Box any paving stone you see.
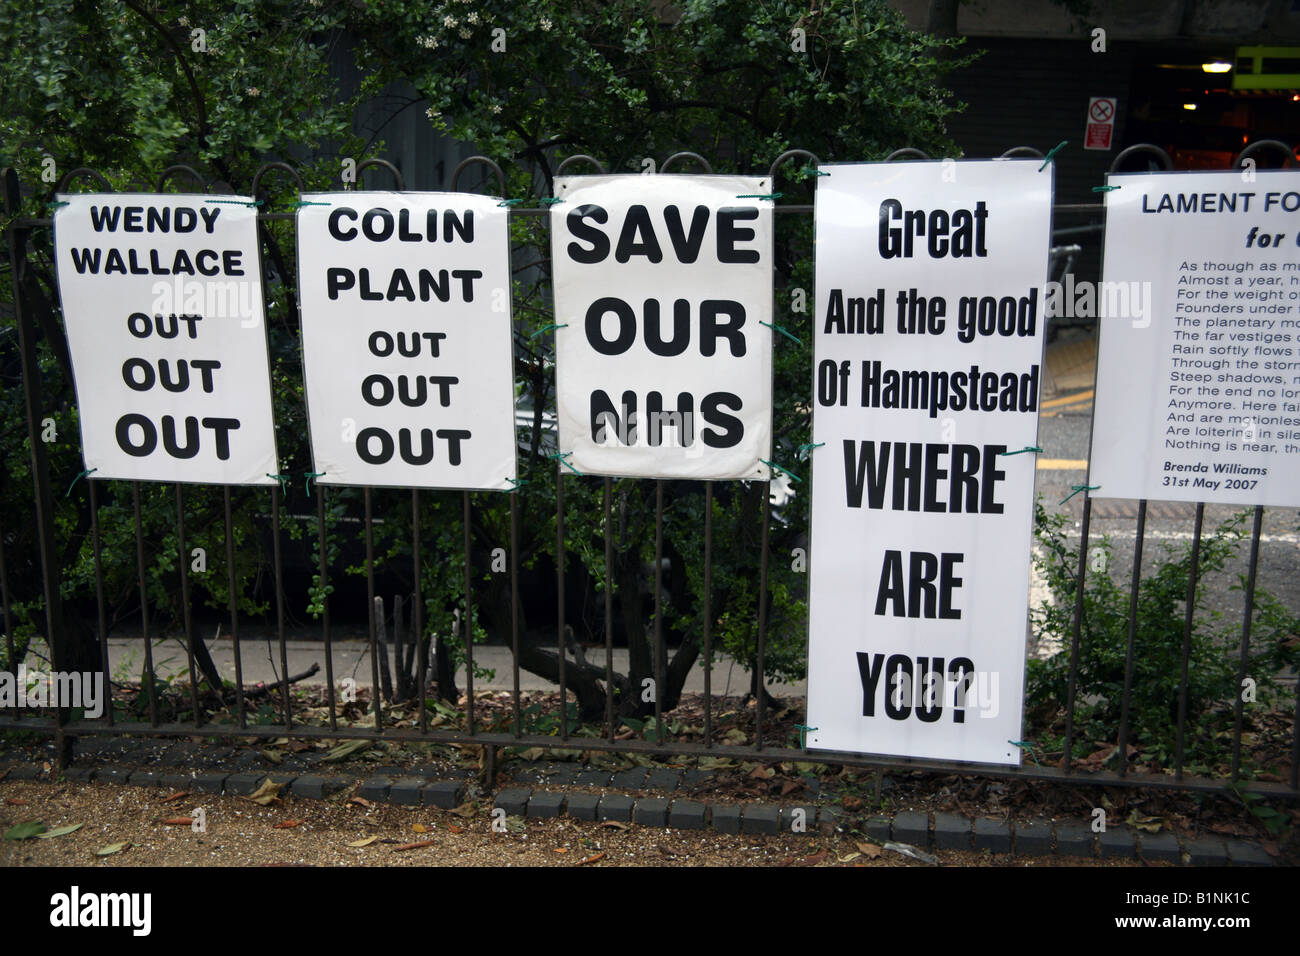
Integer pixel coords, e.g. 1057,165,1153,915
97,766,133,786
494,788,532,817
1098,827,1137,859
1013,819,1053,856
574,770,612,788
891,811,930,847
711,804,742,835
933,812,972,850
158,773,192,792
974,818,1013,854
1055,823,1095,857
188,772,226,794
263,774,298,789
610,768,649,790
865,815,891,842
644,768,679,792
542,767,581,787
633,797,670,827
565,792,600,821
230,750,262,769
741,805,780,834
372,765,407,777
1138,831,1182,863
127,770,163,788
1185,837,1229,867
527,791,565,819
387,777,427,805
290,775,330,799
1225,840,1273,867
781,805,819,834
423,780,464,809
597,793,634,823
668,800,707,830
357,776,393,802
61,767,96,783
681,769,715,786
224,772,265,796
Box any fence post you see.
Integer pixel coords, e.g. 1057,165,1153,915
2,167,73,765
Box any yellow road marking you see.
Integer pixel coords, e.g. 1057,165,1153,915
1041,389,1094,409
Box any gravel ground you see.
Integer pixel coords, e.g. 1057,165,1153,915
0,780,1151,868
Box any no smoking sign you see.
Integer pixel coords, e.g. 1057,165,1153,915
1085,96,1116,150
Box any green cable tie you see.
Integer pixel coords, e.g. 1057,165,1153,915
760,320,802,346
736,192,782,200
266,473,290,495
498,198,524,207
1060,483,1099,505
759,458,802,483
291,200,331,208
539,197,564,205
66,467,97,497
798,442,825,458
529,322,568,339
799,166,828,178
206,198,263,207
793,723,818,748
47,201,70,209
1038,141,1067,172
304,471,325,494
1009,740,1041,768
1092,185,1120,193
999,446,1043,456
505,477,529,490
549,451,582,477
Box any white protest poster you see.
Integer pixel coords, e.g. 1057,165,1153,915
296,192,516,490
550,175,773,479
806,160,1052,766
1090,170,1300,507
52,194,277,485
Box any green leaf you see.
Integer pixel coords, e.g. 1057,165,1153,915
4,821,47,840
36,823,84,839
94,841,129,857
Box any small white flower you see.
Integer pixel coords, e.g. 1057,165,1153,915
459,27,471,38
246,87,260,97
466,12,479,24
491,103,502,114
177,15,189,26
425,106,440,120
419,34,438,49
539,17,552,31
443,15,457,28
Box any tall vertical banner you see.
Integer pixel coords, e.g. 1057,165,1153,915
550,175,773,479
1091,170,1300,507
52,194,278,485
296,193,517,490
806,161,1052,765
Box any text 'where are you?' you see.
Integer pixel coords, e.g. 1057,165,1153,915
551,175,774,480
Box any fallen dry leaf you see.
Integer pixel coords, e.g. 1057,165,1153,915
839,852,862,863
599,820,629,831
780,779,802,797
801,849,829,866
393,839,435,852
447,825,464,834
94,842,129,857
4,798,28,806
158,792,187,804
272,819,301,829
412,823,429,834
580,851,606,865
348,797,373,809
842,796,863,812
244,780,285,806
855,841,882,859
553,847,568,853
161,817,194,826
347,836,379,848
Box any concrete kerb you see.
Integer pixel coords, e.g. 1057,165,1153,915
0,754,1277,865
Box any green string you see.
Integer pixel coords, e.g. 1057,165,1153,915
799,167,828,179
205,198,263,207
793,724,818,748
304,471,325,494
549,451,583,477
266,473,290,495
289,200,331,208
66,468,97,497
1038,141,1067,172
539,197,564,205
1060,483,1099,505
760,321,802,346
505,477,529,490
529,323,568,338
998,446,1043,456
736,192,782,200
759,459,802,483
497,198,524,207
798,442,824,458
1092,185,1120,193
1009,740,1041,768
